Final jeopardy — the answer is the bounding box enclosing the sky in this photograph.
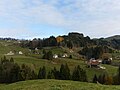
[0,0,120,39]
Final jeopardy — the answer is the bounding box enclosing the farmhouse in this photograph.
[5,51,14,56]
[62,53,68,58]
[19,51,23,55]
[87,58,102,68]
[53,54,58,59]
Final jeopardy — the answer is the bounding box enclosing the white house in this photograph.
[6,51,14,55]
[53,54,58,59]
[35,48,38,51]
[19,51,23,55]
[62,53,68,58]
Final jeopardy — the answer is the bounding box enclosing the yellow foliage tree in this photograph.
[56,36,64,43]
[105,75,113,85]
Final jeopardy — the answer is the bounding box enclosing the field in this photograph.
[0,79,120,90]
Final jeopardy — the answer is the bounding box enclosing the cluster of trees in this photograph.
[42,50,53,60]
[79,46,113,60]
[0,57,87,84]
[20,32,93,49]
[93,74,113,85]
[0,56,36,83]
[19,32,120,51]
[2,56,120,85]
[38,64,87,82]
[79,46,104,59]
[93,66,120,85]
[20,36,57,49]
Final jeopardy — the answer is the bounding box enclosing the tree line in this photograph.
[20,33,92,49]
[79,45,113,60]
[0,56,87,83]
[0,56,37,83]
[1,56,120,85]
[92,66,120,85]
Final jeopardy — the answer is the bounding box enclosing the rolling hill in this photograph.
[0,79,120,90]
[0,35,120,90]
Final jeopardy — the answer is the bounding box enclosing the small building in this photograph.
[6,51,14,56]
[62,53,68,58]
[35,48,38,51]
[87,58,101,68]
[19,51,23,55]
[102,58,112,64]
[53,54,58,59]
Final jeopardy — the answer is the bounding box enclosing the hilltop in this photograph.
[105,35,120,41]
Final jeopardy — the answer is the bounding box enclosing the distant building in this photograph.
[62,53,68,58]
[5,51,14,56]
[19,51,23,55]
[53,54,58,59]
[35,48,38,51]
[87,58,101,68]
[102,58,112,64]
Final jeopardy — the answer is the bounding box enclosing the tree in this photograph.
[10,57,14,63]
[47,71,55,79]
[19,64,36,81]
[98,74,106,84]
[65,63,71,80]
[72,65,87,82]
[56,36,64,46]
[43,51,53,60]
[67,41,73,49]
[52,67,60,79]
[10,63,20,83]
[93,74,98,83]
[104,75,113,85]
[47,51,53,60]
[60,64,66,80]
[69,55,72,59]
[38,66,46,79]
[113,65,120,85]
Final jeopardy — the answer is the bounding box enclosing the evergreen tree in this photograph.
[60,64,66,80]
[93,74,98,83]
[10,63,20,83]
[72,65,87,82]
[47,51,53,60]
[118,65,120,84]
[10,57,14,63]
[38,67,42,79]
[31,70,37,79]
[38,66,46,79]
[72,66,77,81]
[43,51,53,60]
[69,55,72,59]
[65,63,71,80]
[52,67,60,79]
[59,64,71,80]
[47,71,55,79]
[113,65,120,85]
[98,74,106,84]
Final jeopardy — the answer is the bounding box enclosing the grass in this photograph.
[4,55,118,81]
[0,79,120,90]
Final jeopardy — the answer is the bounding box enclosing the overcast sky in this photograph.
[0,0,120,39]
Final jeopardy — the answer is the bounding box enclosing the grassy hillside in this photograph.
[0,40,118,81]
[4,55,118,81]
[0,79,120,90]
